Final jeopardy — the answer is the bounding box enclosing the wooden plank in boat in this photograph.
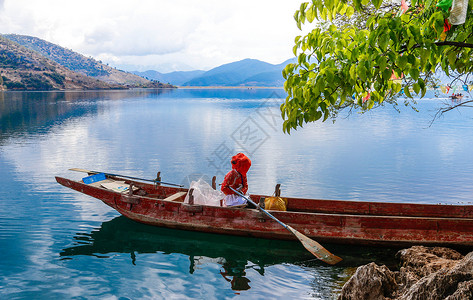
[163,192,187,202]
[101,181,131,193]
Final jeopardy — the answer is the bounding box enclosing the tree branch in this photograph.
[401,41,473,54]
[430,99,473,126]
[435,41,473,48]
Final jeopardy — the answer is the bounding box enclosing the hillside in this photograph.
[3,34,173,88]
[132,70,206,86]
[182,58,294,87]
[0,35,123,91]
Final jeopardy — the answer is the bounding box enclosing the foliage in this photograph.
[282,0,473,132]
[19,73,53,90]
[5,81,26,90]
[44,72,65,85]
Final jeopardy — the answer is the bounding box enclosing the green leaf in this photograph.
[413,83,420,95]
[372,0,381,9]
[404,86,412,98]
[357,64,367,81]
[378,34,388,52]
[346,6,354,17]
[377,56,387,70]
[419,78,426,98]
[409,68,419,80]
[447,51,457,66]
[398,55,408,69]
[323,111,330,122]
[325,68,334,83]
[294,10,300,23]
[353,0,362,10]
[338,3,347,16]
[349,64,356,80]
[306,6,315,23]
[408,37,416,50]
[382,68,392,81]
[456,31,467,42]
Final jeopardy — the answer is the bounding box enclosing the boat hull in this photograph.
[55,176,473,248]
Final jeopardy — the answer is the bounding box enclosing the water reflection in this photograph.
[60,216,399,292]
[165,87,285,100]
[0,89,174,143]
[60,216,310,291]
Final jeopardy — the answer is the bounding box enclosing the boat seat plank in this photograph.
[87,179,115,187]
[163,191,187,202]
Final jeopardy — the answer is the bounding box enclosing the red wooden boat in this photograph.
[55,171,473,249]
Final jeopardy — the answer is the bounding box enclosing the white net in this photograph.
[449,0,469,25]
[184,178,225,206]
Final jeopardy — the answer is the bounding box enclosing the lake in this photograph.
[1,88,473,299]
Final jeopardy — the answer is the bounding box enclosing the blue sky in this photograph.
[0,0,304,72]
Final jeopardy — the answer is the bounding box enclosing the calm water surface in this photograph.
[1,89,473,299]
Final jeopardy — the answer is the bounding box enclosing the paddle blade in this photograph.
[287,225,342,265]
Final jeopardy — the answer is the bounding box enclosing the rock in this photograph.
[397,246,463,278]
[339,262,397,300]
[339,246,473,300]
[445,280,473,300]
[394,245,464,294]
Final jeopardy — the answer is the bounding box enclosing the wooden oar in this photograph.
[69,168,184,187]
[229,187,342,265]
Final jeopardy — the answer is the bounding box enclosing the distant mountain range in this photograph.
[0,34,174,91]
[133,58,294,87]
[133,70,206,86]
[1,33,292,90]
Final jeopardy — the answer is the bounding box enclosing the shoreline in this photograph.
[0,86,284,92]
[176,86,284,89]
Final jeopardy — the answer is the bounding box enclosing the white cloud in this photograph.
[0,0,303,72]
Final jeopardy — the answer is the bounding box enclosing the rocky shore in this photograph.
[339,246,473,300]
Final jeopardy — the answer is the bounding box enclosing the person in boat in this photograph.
[221,153,251,207]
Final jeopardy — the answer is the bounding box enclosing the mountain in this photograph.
[0,35,124,91]
[237,69,286,87]
[2,34,173,89]
[133,58,293,87]
[132,70,206,86]
[182,58,294,87]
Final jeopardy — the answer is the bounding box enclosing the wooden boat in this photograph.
[55,171,473,249]
[450,94,464,101]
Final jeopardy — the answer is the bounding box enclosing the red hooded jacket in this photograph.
[221,153,251,195]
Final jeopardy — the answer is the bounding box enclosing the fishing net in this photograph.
[184,178,224,206]
[449,0,469,25]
